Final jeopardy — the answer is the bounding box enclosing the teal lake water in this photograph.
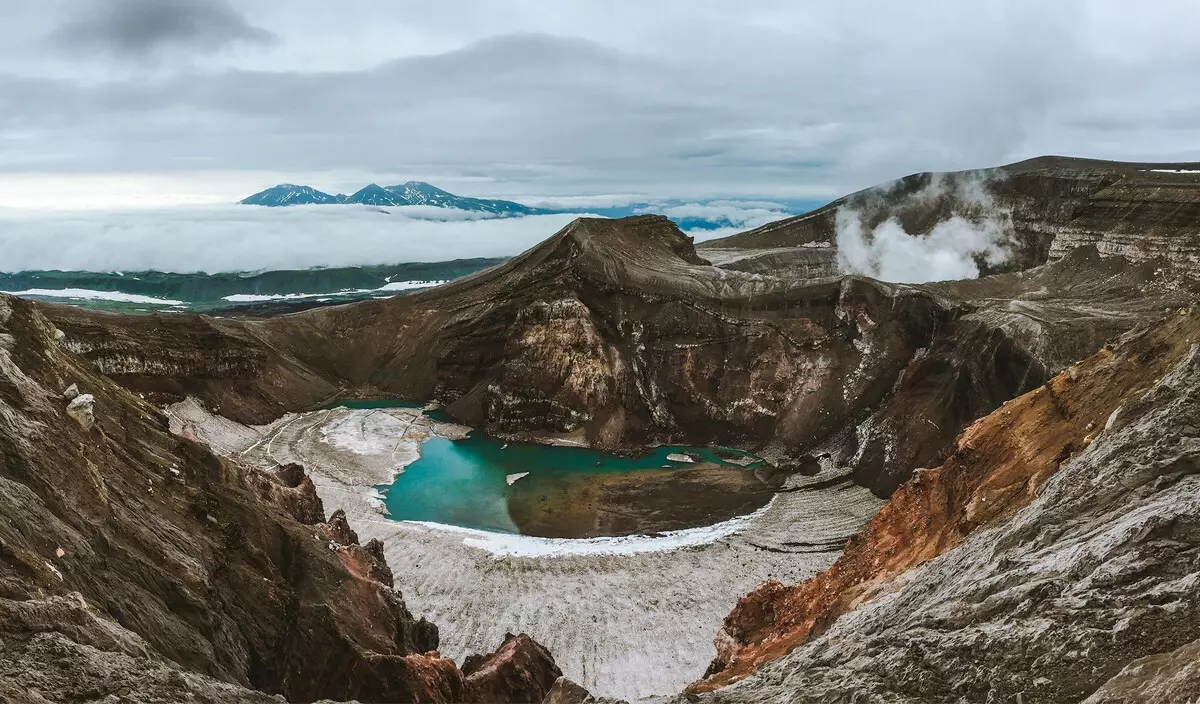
[361,415,760,534]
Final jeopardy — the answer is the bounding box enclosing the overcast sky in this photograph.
[3,0,1199,208]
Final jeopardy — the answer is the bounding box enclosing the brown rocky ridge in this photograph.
[0,294,560,702]
[702,155,1200,278]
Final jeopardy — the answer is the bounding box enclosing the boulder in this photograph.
[65,393,94,430]
[542,676,593,704]
[464,633,562,703]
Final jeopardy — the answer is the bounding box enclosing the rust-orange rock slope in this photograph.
[689,308,1200,702]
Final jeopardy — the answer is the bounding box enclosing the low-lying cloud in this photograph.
[0,205,582,273]
[636,202,789,230]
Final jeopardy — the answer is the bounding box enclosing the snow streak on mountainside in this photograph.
[239,184,340,206]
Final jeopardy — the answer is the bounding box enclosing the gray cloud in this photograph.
[53,0,274,59]
[1,1,1198,207]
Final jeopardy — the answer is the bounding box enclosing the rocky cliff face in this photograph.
[685,309,1200,701]
[48,305,342,424]
[0,294,560,702]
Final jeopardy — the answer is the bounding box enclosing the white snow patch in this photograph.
[376,279,447,291]
[222,280,446,302]
[5,288,185,305]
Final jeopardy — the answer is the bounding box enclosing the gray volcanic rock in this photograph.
[684,311,1200,702]
[1083,638,1200,703]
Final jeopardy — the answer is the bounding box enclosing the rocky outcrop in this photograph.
[320,507,360,544]
[462,633,563,703]
[1083,638,1200,703]
[542,676,594,704]
[0,293,558,702]
[244,462,326,525]
[47,304,341,424]
[540,676,626,704]
[685,308,1200,701]
[64,392,94,430]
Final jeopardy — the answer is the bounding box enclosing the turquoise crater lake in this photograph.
[358,406,771,538]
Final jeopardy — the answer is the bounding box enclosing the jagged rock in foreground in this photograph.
[1083,638,1200,703]
[686,309,1200,702]
[0,294,559,702]
[462,633,562,702]
[541,675,624,704]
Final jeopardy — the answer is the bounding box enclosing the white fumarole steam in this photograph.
[835,175,1013,284]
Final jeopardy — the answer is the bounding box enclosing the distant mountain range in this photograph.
[240,181,554,216]
[240,181,825,229]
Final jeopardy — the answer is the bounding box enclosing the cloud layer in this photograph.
[0,206,582,272]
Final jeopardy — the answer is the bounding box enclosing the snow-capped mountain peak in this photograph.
[241,180,553,216]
